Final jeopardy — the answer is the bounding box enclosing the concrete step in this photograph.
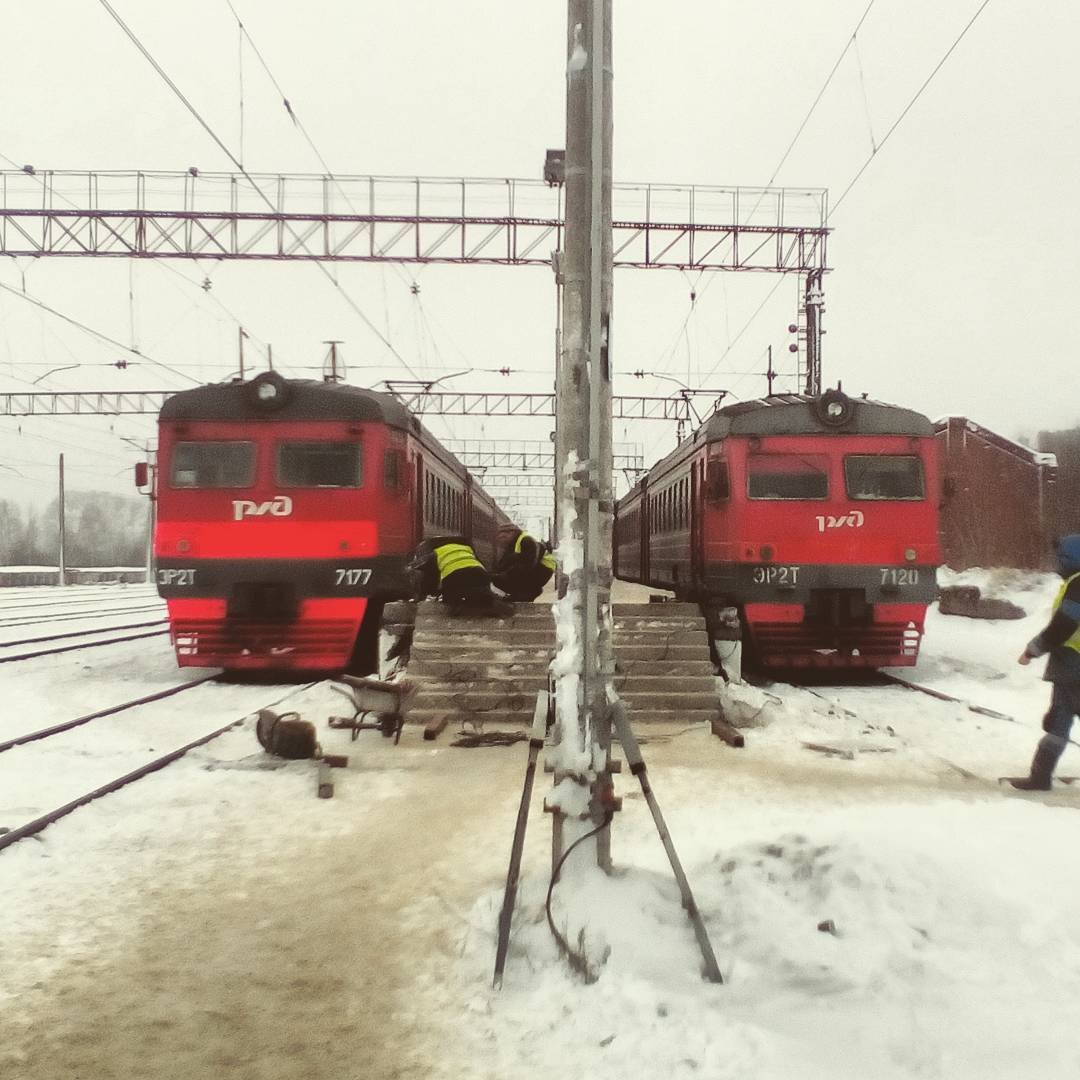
[611,603,702,616]
[414,674,714,695]
[410,660,552,678]
[413,628,556,646]
[405,707,718,727]
[413,688,717,712]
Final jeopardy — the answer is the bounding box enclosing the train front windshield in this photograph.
[844,455,925,500]
[747,454,829,500]
[170,441,255,488]
[276,442,363,487]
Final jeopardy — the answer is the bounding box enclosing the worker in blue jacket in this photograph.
[1008,534,1080,790]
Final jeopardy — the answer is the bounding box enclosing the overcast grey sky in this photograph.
[1,0,1077,512]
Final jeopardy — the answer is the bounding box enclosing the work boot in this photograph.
[1008,737,1060,791]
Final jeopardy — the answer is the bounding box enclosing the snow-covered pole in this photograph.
[549,0,616,886]
[58,453,67,587]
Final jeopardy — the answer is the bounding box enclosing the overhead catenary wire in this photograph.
[674,0,990,412]
[831,0,994,216]
[217,0,466,441]
[0,146,294,382]
[0,279,200,388]
[95,0,420,380]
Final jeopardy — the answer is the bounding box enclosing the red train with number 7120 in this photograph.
[136,371,509,674]
[614,389,941,670]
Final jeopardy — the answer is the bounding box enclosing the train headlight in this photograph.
[904,547,917,562]
[813,388,854,428]
[245,371,291,412]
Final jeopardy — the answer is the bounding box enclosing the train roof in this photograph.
[159,376,417,429]
[703,392,935,439]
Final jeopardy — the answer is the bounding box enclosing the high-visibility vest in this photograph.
[1053,571,1080,654]
[434,542,482,584]
[514,531,556,573]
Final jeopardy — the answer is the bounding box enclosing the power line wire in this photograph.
[0,279,200,387]
[95,0,418,377]
[831,0,994,216]
[0,146,297,379]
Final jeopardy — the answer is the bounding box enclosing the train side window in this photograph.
[383,450,401,490]
[277,442,362,487]
[844,455,925,500]
[705,462,730,501]
[747,453,829,500]
[170,441,255,488]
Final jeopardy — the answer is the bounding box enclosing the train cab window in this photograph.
[170,441,255,488]
[845,455,925,500]
[747,453,829,500]
[276,442,362,487]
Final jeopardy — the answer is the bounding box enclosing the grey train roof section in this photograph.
[704,393,935,438]
[159,378,418,430]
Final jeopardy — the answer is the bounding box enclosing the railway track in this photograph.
[0,618,169,651]
[0,603,165,630]
[0,679,322,854]
[0,674,218,753]
[770,672,1080,797]
[0,626,171,664]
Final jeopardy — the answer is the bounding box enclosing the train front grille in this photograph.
[750,618,921,668]
[172,618,358,663]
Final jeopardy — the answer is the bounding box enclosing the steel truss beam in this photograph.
[398,391,691,421]
[459,451,642,470]
[0,170,829,272]
[444,438,642,471]
[0,389,691,421]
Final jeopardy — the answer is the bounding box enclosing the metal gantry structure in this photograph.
[0,169,828,274]
[0,389,690,422]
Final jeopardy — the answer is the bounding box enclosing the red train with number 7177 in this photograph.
[614,389,941,670]
[136,371,508,674]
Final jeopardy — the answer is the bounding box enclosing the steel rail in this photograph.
[0,605,165,629]
[0,618,168,649]
[0,673,219,754]
[0,628,169,664]
[0,680,321,853]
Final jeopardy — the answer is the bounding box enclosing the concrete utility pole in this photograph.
[57,453,66,586]
[551,0,616,872]
[804,269,824,396]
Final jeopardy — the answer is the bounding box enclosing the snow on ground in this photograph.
[2,574,1079,1079]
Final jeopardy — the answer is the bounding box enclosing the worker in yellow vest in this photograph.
[492,524,556,603]
[409,535,501,613]
[1006,534,1080,790]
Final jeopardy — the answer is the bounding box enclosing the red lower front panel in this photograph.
[743,602,927,669]
[166,597,367,671]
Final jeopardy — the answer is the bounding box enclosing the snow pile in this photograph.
[433,795,1080,1080]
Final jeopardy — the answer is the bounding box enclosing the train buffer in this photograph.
[403,601,720,730]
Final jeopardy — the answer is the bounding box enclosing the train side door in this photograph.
[690,457,703,586]
[640,477,650,583]
[414,455,425,543]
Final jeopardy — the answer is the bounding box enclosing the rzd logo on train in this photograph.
[232,495,293,521]
[815,510,864,532]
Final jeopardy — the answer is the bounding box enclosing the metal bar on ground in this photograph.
[493,690,550,989]
[612,702,724,983]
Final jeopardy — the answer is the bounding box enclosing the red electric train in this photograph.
[138,371,509,673]
[614,389,941,670]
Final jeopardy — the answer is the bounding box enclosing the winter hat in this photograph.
[1056,534,1080,577]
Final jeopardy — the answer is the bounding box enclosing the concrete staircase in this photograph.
[404,600,718,729]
